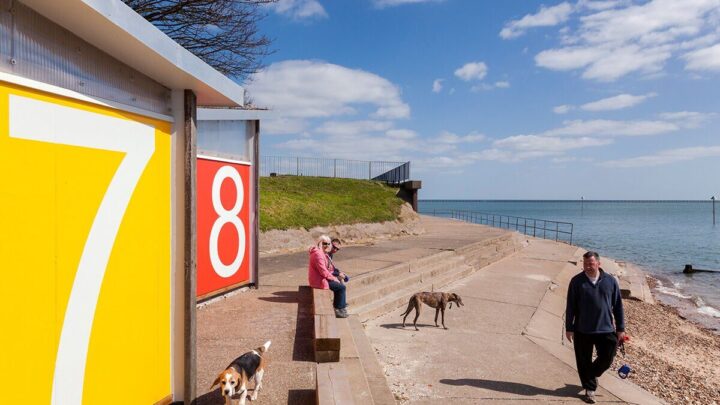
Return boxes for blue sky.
[245,0,720,199]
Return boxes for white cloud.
[535,46,605,71]
[542,119,679,137]
[415,133,477,156]
[658,111,716,128]
[533,0,720,81]
[536,44,672,81]
[684,43,720,71]
[551,156,578,163]
[416,134,611,166]
[273,0,328,19]
[580,92,657,111]
[386,129,418,139]
[432,79,444,93]
[578,0,629,11]
[246,60,410,119]
[554,104,574,114]
[462,149,558,162]
[373,0,444,7]
[263,118,309,135]
[414,155,476,170]
[465,111,716,164]
[470,81,509,92]
[500,2,574,39]
[276,129,420,161]
[436,130,486,144]
[274,127,484,165]
[494,135,613,152]
[577,0,717,46]
[454,62,488,81]
[316,120,393,136]
[470,83,493,92]
[601,145,720,167]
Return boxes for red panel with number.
[197,157,251,297]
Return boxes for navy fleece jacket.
[565,269,625,334]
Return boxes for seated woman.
[308,235,348,318]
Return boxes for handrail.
[372,161,410,184]
[260,155,410,182]
[424,209,574,244]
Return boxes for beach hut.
[0,0,249,403]
[196,108,266,300]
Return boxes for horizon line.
[419,199,714,203]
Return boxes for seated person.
[308,235,348,318]
[328,238,349,283]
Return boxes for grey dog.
[400,292,464,331]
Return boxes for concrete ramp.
[364,238,665,404]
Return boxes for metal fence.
[372,161,410,184]
[425,209,574,244]
[260,156,410,183]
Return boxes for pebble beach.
[611,282,720,404]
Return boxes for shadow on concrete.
[192,387,223,405]
[379,322,441,330]
[440,379,582,398]
[194,387,260,405]
[258,290,299,304]
[287,389,316,405]
[293,286,315,362]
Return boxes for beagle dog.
[401,292,464,331]
[210,340,271,404]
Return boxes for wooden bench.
[316,362,354,404]
[312,288,341,363]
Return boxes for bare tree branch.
[123,0,276,79]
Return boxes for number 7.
[9,95,155,404]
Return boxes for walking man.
[566,251,625,403]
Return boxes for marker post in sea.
[712,196,716,226]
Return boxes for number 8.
[209,165,246,278]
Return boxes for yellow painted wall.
[0,81,172,404]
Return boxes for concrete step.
[337,317,373,404]
[351,260,476,323]
[347,315,396,405]
[349,241,519,322]
[346,255,466,308]
[350,250,458,289]
[316,362,354,405]
[349,238,521,322]
[458,235,520,268]
[455,234,515,255]
[348,235,517,294]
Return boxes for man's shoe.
[585,390,596,404]
[335,308,348,318]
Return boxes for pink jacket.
[308,246,337,289]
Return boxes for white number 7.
[10,95,155,405]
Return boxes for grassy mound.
[259,176,404,231]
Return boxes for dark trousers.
[328,280,346,309]
[573,332,618,391]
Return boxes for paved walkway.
[364,237,661,404]
[195,216,662,404]
[195,217,507,404]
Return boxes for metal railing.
[425,209,574,244]
[372,161,410,184]
[260,155,410,182]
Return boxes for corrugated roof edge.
[198,107,272,121]
[21,0,245,107]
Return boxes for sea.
[419,200,720,326]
